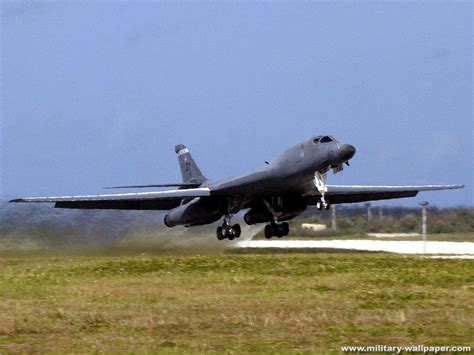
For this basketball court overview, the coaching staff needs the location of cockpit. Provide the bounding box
[312,135,336,144]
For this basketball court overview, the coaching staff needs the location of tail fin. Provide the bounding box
[175,144,207,184]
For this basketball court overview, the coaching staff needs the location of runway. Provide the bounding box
[235,239,474,255]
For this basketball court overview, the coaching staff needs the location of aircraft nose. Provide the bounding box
[339,144,356,162]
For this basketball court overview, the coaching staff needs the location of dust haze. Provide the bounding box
[0,201,261,253]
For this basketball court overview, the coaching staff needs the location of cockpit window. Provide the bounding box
[313,135,336,144]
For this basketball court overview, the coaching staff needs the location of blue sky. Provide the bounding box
[1,1,472,206]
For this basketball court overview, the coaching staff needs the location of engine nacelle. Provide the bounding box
[244,208,272,225]
[163,198,223,227]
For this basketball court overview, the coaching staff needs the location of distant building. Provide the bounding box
[301,223,327,232]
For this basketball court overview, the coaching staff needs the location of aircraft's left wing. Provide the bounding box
[305,184,464,204]
[9,188,211,210]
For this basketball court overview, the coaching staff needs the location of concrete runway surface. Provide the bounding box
[235,239,474,255]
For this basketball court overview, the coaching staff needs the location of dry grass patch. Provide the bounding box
[0,252,472,353]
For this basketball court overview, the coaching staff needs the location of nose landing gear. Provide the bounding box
[316,200,331,211]
[314,171,330,210]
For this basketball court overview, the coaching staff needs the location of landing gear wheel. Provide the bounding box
[264,222,289,238]
[217,223,241,241]
[233,224,241,238]
[217,212,241,241]
[276,224,284,238]
[217,226,224,240]
[223,226,234,240]
[264,225,273,239]
[317,200,330,211]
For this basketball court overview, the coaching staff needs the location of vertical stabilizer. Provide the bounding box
[175,144,207,184]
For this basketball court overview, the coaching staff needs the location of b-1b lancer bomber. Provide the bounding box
[11,136,463,240]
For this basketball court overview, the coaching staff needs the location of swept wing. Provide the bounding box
[9,188,211,210]
[305,184,464,204]
[102,183,200,189]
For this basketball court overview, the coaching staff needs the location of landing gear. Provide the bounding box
[216,215,241,240]
[314,171,330,211]
[216,226,224,240]
[260,198,291,239]
[316,201,331,211]
[264,222,289,239]
[216,225,240,240]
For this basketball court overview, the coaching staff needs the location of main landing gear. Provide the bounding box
[264,222,289,239]
[216,215,241,240]
[217,224,241,240]
[260,198,290,239]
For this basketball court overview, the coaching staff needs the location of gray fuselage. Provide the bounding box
[208,135,353,198]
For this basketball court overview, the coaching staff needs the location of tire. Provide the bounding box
[276,224,288,238]
[281,222,289,236]
[264,225,273,239]
[217,226,224,240]
[233,224,241,238]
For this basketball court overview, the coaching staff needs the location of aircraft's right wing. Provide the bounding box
[305,184,464,204]
[9,188,211,210]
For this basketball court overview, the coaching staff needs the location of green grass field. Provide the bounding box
[0,249,473,353]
